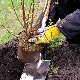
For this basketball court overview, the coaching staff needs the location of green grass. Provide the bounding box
[0,32,14,43]
[0,0,22,44]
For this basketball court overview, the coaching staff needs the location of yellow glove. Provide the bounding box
[28,25,60,44]
[35,25,60,44]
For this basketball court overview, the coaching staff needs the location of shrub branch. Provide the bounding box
[11,0,23,27]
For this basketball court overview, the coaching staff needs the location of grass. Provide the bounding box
[0,0,23,43]
[0,0,45,44]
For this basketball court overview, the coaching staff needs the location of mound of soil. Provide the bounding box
[43,42,80,80]
[0,39,24,80]
[0,39,80,80]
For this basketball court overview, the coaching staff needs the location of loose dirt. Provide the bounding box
[0,39,80,80]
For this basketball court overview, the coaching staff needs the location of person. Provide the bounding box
[29,0,80,44]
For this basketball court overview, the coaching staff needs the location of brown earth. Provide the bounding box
[0,39,80,80]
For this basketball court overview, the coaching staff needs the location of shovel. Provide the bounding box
[20,57,50,80]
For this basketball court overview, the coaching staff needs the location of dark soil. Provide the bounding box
[0,39,24,80]
[0,39,80,80]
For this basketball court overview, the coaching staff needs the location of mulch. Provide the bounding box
[0,39,80,80]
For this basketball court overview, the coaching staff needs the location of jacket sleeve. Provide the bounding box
[56,9,80,43]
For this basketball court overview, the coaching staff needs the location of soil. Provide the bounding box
[0,39,80,80]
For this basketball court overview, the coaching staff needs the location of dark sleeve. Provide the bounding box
[56,9,80,43]
[46,0,59,26]
[35,0,59,28]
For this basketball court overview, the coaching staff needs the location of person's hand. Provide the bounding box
[28,25,60,44]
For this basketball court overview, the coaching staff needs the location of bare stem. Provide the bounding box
[11,0,23,27]
[21,0,27,29]
[33,0,57,31]
[27,4,32,33]
[2,25,15,36]
[33,0,49,31]
[30,2,35,31]
[28,0,35,35]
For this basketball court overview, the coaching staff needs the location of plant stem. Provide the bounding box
[11,0,23,27]
[30,2,34,31]
[33,0,49,30]
[21,0,27,30]
[2,25,15,36]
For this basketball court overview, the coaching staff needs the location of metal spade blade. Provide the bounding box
[20,59,50,80]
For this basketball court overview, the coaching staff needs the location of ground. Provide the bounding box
[0,39,80,80]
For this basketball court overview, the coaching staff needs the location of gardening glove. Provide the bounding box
[28,25,60,44]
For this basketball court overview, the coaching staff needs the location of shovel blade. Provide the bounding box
[20,60,50,80]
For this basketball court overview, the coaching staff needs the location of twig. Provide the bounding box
[33,0,58,31]
[11,0,23,27]
[33,0,49,31]
[24,3,32,33]
[30,2,35,31]
[21,0,27,29]
[2,25,15,36]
